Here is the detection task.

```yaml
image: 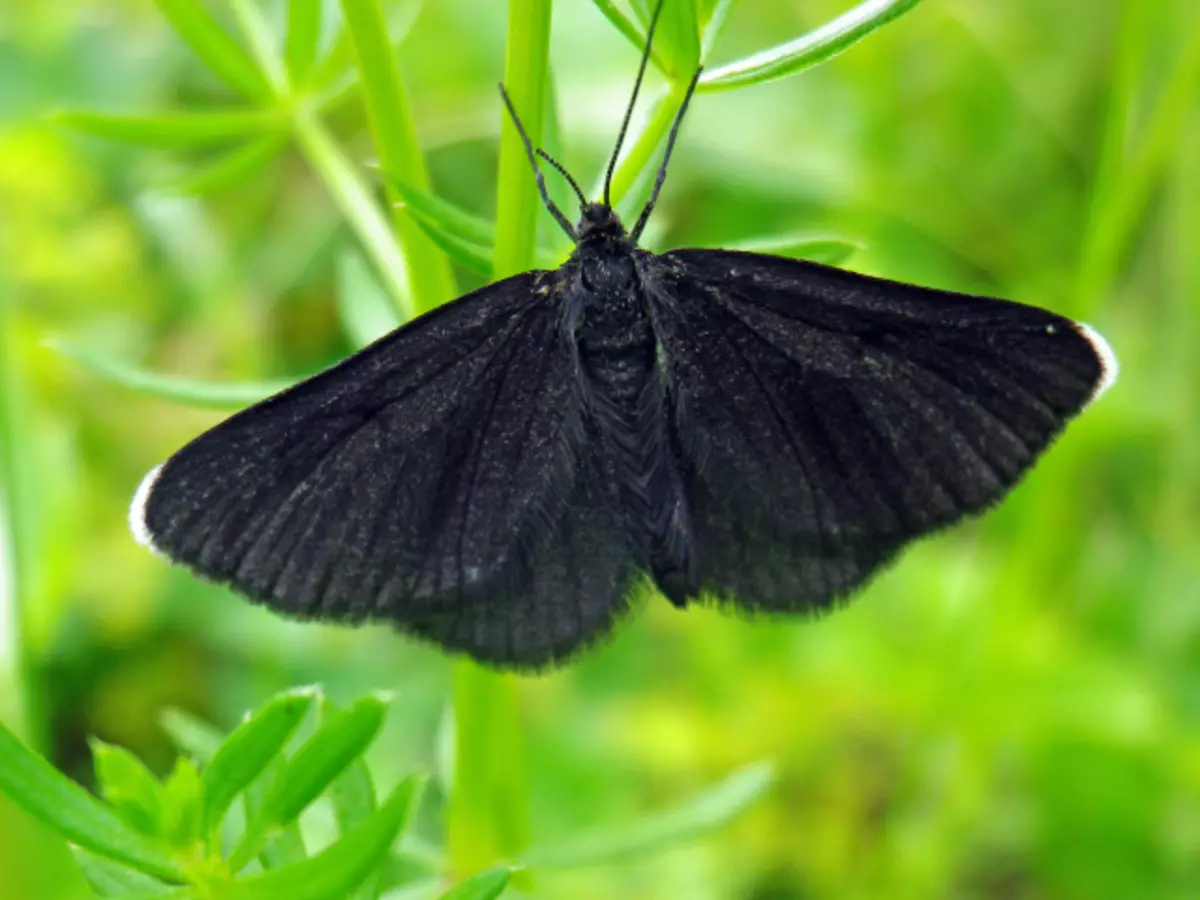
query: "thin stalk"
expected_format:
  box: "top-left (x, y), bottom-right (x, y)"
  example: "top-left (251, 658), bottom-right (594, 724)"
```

top-left (492, 0), bottom-right (555, 277)
top-left (0, 285), bottom-right (41, 747)
top-left (293, 110), bottom-right (416, 321)
top-left (340, 0), bottom-right (457, 315)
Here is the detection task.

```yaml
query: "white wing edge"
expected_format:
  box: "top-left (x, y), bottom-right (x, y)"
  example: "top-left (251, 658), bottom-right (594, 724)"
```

top-left (129, 463), bottom-right (166, 557)
top-left (1075, 322), bottom-right (1118, 404)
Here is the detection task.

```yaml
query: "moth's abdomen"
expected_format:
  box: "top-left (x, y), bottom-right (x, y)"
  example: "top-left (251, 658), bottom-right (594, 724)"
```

top-left (577, 290), bottom-right (695, 602)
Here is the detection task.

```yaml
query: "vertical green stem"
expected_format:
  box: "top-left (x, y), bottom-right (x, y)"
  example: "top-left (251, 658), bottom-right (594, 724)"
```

top-left (0, 282), bottom-right (40, 747)
top-left (446, 0), bottom-right (553, 880)
top-left (292, 110), bottom-right (416, 321)
top-left (492, 0), bottom-right (554, 277)
top-left (340, 0), bottom-right (457, 315)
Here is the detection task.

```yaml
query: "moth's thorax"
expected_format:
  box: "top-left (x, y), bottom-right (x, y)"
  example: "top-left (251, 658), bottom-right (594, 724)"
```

top-left (572, 203), bottom-right (636, 294)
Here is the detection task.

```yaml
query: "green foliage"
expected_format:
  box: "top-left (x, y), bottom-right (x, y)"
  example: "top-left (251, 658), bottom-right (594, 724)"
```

top-left (4, 0), bottom-right (1195, 898)
top-left (0, 685), bottom-right (768, 897)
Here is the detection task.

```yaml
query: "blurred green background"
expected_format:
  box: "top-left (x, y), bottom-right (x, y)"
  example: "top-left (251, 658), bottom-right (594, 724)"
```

top-left (2, 0), bottom-right (1198, 897)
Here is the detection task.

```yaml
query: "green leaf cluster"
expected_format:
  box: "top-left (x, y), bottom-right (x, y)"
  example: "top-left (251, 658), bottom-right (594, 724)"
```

top-left (0, 685), bottom-right (773, 898)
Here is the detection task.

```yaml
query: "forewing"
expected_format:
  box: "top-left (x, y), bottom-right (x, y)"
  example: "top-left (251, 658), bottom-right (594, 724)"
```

top-left (642, 249), bottom-right (1113, 613)
top-left (135, 271), bottom-right (634, 667)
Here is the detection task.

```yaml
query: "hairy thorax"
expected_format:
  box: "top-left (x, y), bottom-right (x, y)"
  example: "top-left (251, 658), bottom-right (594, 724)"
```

top-left (566, 235), bottom-right (695, 604)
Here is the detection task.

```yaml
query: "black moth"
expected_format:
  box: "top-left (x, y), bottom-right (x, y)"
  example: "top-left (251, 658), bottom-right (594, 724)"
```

top-left (131, 4), bottom-right (1116, 670)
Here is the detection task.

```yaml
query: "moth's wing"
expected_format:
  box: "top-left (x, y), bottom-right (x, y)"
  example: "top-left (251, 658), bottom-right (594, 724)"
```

top-left (134, 270), bottom-right (634, 668)
top-left (642, 249), bottom-right (1115, 613)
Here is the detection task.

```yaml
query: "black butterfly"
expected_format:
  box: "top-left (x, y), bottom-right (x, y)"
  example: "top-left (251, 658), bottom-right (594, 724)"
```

top-left (131, 3), bottom-right (1116, 669)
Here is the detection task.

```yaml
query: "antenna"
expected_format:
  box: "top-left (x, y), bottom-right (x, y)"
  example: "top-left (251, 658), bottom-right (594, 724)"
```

top-left (630, 65), bottom-right (702, 243)
top-left (603, 0), bottom-right (667, 208)
top-left (536, 148), bottom-right (589, 209)
top-left (498, 84), bottom-right (578, 241)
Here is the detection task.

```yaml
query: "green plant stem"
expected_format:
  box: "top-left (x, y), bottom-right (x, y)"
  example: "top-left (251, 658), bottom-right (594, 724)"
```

top-left (492, 0), bottom-right (554, 277)
top-left (293, 110), bottom-right (416, 321)
top-left (0, 284), bottom-right (41, 748)
top-left (340, 0), bottom-right (457, 316)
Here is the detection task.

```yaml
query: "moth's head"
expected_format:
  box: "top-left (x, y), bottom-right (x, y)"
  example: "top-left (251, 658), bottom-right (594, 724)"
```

top-left (576, 203), bottom-right (629, 245)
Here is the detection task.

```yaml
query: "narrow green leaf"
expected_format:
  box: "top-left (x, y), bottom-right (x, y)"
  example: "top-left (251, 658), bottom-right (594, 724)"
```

top-left (0, 720), bottom-right (186, 881)
top-left (201, 686), bottom-right (317, 834)
top-left (340, 0), bottom-right (456, 314)
top-left (329, 755), bottom-right (378, 900)
top-left (90, 738), bottom-right (165, 837)
top-left (50, 338), bottom-right (296, 410)
top-left (240, 753), bottom-right (306, 871)
top-left (700, 0), bottom-right (923, 91)
top-left (325, 699), bottom-right (381, 900)
top-left (381, 176), bottom-right (497, 248)
top-left (337, 249), bottom-right (404, 348)
top-left (268, 692), bottom-right (390, 825)
top-left (52, 108), bottom-right (272, 148)
top-left (170, 134), bottom-right (288, 196)
top-left (329, 756), bottom-right (376, 835)
top-left (259, 823), bottom-right (307, 870)
top-left (159, 708), bottom-right (224, 762)
top-left (602, 88), bottom-right (675, 214)
top-left (438, 867), bottom-right (513, 900)
top-left (72, 848), bottom-right (174, 898)
top-left (285, 0), bottom-right (323, 86)
top-left (226, 0), bottom-right (289, 94)
top-left (586, 1), bottom-right (664, 72)
top-left (635, 0), bottom-right (698, 79)
top-left (152, 0), bottom-right (270, 99)
top-left (225, 775), bottom-right (425, 900)
top-left (523, 761), bottom-right (775, 869)
top-left (159, 757), bottom-right (202, 849)
top-left (408, 217), bottom-right (494, 279)
top-left (699, 0), bottom-right (737, 63)
top-left (231, 692), bottom-right (392, 870)
top-left (723, 233), bottom-right (863, 266)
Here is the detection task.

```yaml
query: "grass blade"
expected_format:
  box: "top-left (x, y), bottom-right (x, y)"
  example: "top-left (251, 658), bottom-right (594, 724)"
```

top-left (49, 339), bottom-right (296, 410)
top-left (201, 686), bottom-right (317, 835)
top-left (700, 0), bottom-right (923, 91)
top-left (52, 108), bottom-right (273, 148)
top-left (523, 761), bottom-right (775, 869)
top-left (0, 720), bottom-right (186, 881)
top-left (152, 0), bottom-right (270, 99)
top-left (340, 0), bottom-right (456, 316)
